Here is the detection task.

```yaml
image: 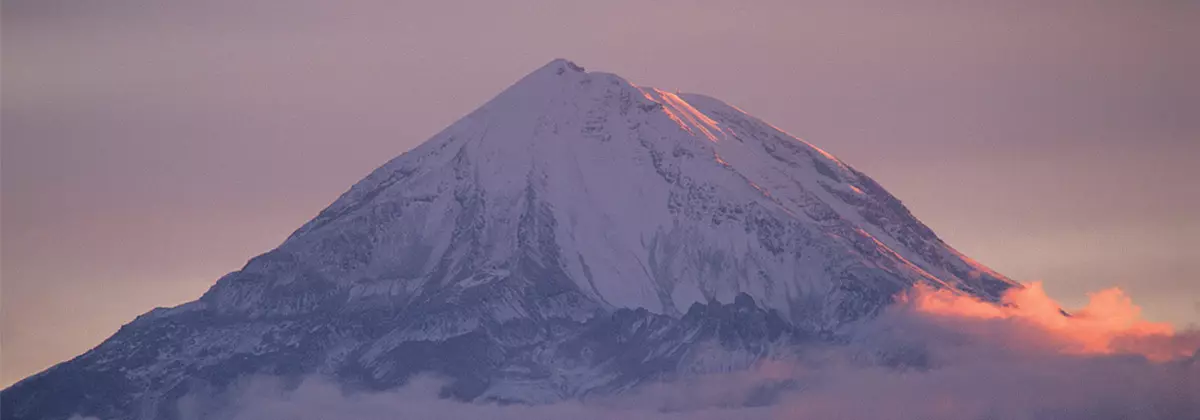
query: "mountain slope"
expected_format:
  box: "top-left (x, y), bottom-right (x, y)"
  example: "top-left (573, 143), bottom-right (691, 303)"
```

top-left (1, 59), bottom-right (1015, 420)
top-left (205, 58), bottom-right (1012, 325)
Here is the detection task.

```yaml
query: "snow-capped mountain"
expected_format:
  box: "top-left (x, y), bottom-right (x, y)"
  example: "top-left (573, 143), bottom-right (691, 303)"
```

top-left (1, 59), bottom-right (1016, 420)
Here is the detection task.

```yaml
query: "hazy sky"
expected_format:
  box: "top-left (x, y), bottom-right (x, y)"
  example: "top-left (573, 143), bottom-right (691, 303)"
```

top-left (2, 1), bottom-right (1197, 387)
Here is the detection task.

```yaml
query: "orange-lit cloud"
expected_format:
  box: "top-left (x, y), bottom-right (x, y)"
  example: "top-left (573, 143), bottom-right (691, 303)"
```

top-left (137, 284), bottom-right (1200, 420)
top-left (905, 282), bottom-right (1196, 361)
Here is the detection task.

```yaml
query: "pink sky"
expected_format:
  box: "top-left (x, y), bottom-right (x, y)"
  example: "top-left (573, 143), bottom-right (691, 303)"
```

top-left (2, 0), bottom-right (1197, 387)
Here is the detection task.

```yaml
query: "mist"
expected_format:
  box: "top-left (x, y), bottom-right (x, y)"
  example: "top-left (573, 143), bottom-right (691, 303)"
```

top-left (85, 283), bottom-right (1198, 420)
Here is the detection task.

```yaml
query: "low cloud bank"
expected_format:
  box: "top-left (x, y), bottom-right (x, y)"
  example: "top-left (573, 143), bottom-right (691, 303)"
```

top-left (81, 283), bottom-right (1200, 420)
top-left (903, 282), bottom-right (1197, 361)
top-left (805, 282), bottom-right (1199, 419)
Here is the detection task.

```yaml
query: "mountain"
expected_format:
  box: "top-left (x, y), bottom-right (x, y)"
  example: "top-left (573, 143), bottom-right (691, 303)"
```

top-left (1, 59), bottom-right (1016, 420)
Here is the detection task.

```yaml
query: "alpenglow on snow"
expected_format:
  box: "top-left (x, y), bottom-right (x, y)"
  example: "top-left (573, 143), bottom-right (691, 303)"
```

top-left (1, 59), bottom-right (1017, 420)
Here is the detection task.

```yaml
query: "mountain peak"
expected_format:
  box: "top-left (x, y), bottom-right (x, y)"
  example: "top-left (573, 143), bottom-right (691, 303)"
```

top-left (2, 59), bottom-right (1019, 419)
top-left (501, 58), bottom-right (592, 96)
top-left (212, 60), bottom-right (1015, 323)
top-left (543, 58), bottom-right (586, 73)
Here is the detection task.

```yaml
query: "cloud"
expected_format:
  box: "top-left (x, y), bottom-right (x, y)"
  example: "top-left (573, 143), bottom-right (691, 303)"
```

top-left (91, 284), bottom-right (1200, 420)
top-left (900, 281), bottom-right (1198, 361)
top-left (179, 375), bottom-right (773, 420)
top-left (786, 282), bottom-right (1200, 419)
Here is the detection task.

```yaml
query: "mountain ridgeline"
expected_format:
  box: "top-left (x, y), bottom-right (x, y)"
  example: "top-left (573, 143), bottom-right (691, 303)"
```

top-left (1, 59), bottom-right (1016, 420)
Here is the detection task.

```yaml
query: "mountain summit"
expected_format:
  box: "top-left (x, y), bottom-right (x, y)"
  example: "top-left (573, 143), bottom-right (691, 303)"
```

top-left (2, 59), bottom-right (1016, 420)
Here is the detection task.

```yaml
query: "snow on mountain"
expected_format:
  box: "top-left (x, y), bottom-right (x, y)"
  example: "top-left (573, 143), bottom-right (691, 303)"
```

top-left (207, 58), bottom-right (1012, 324)
top-left (1, 59), bottom-right (1017, 420)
